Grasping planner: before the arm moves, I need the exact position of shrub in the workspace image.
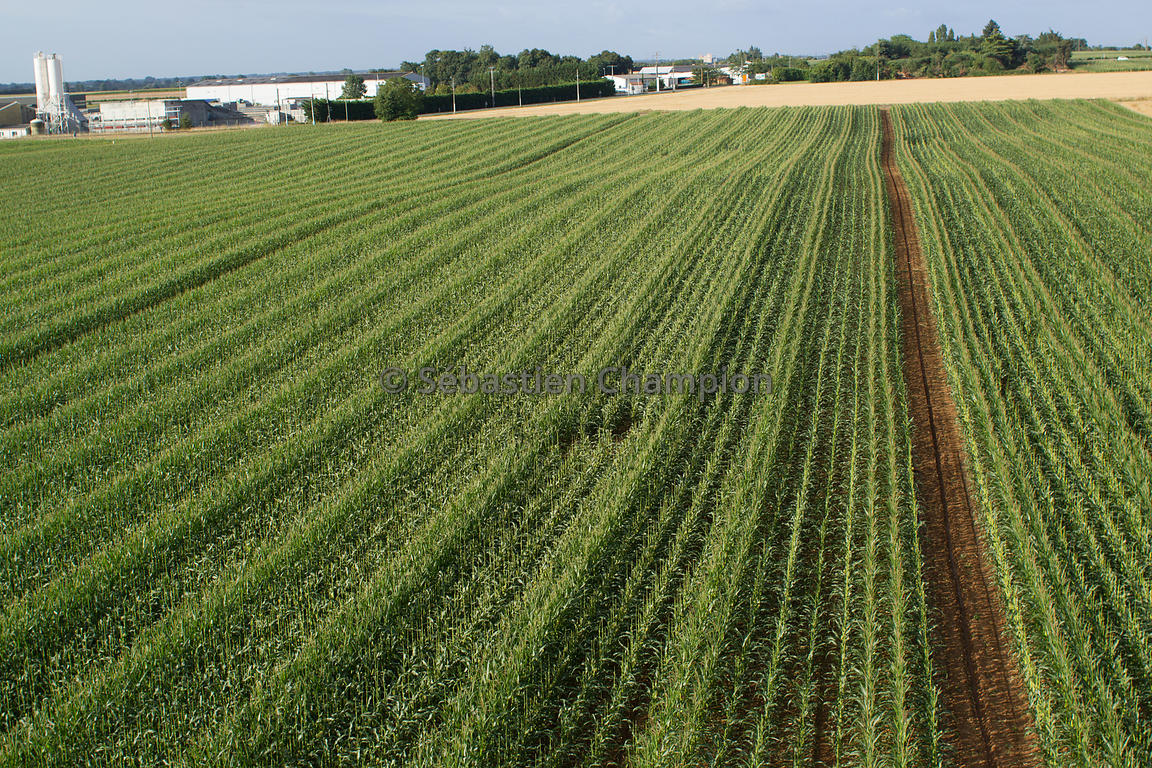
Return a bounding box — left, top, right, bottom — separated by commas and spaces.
374, 78, 424, 121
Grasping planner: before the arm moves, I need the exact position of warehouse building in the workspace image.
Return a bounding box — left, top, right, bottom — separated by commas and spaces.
185, 71, 430, 106
0, 100, 36, 139
91, 99, 256, 132
608, 66, 696, 93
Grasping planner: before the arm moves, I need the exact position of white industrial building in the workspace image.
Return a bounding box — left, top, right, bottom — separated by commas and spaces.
0, 124, 32, 139
606, 74, 648, 95
185, 72, 430, 107
89, 98, 261, 132
608, 66, 695, 94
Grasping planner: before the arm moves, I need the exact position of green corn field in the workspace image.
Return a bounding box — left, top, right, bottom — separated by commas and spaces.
0, 101, 1148, 767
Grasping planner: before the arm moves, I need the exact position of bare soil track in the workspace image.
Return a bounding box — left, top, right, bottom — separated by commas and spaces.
880, 109, 1040, 768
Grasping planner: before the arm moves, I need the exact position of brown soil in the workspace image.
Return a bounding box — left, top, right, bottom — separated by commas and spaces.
880, 109, 1040, 768
1118, 98, 1152, 119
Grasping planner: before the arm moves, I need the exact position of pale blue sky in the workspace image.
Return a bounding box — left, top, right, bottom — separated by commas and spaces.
3, 0, 1150, 82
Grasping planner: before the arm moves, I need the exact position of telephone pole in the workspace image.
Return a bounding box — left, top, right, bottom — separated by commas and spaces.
488, 66, 496, 108
655, 51, 660, 91
451, 77, 457, 113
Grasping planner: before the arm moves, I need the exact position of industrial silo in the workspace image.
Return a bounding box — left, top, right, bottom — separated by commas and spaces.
33, 53, 50, 111
47, 54, 65, 111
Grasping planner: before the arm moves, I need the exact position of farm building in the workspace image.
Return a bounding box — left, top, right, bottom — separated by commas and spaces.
0, 100, 36, 139
0, 124, 31, 139
606, 74, 648, 94
185, 72, 430, 106
91, 99, 256, 132
636, 65, 696, 88
608, 66, 695, 93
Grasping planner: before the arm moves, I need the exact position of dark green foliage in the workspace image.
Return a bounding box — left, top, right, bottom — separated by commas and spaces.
305, 98, 376, 121
401, 46, 633, 90
340, 74, 366, 100
692, 66, 722, 86
771, 67, 806, 83
374, 78, 423, 121
298, 80, 613, 120
420, 79, 615, 113
741, 20, 1078, 82
981, 20, 1021, 67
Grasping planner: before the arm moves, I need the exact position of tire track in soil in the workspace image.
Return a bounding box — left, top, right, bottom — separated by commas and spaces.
879, 108, 1040, 768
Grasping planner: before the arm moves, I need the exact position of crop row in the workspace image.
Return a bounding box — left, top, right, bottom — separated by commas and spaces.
0, 107, 943, 765
891, 99, 1152, 768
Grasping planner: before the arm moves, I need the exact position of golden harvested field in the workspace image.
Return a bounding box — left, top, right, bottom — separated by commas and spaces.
1120, 98, 1152, 118
422, 70, 1152, 119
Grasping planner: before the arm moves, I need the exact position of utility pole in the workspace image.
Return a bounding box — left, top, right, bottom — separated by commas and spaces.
518, 81, 522, 106
576, 65, 580, 101
451, 77, 456, 113
147, 100, 153, 138
488, 66, 496, 108
655, 51, 660, 91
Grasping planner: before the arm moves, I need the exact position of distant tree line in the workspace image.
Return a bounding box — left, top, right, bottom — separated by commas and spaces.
734, 21, 1101, 82
399, 46, 630, 92
0, 75, 204, 95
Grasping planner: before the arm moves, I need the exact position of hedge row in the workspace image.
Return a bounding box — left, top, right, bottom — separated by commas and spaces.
421, 79, 615, 113
304, 79, 616, 121
303, 99, 376, 121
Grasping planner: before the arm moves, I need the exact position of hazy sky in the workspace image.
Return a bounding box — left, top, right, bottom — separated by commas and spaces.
3, 0, 1150, 82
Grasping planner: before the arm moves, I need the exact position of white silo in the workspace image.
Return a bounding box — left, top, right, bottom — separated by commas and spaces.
33, 53, 50, 111
47, 54, 65, 110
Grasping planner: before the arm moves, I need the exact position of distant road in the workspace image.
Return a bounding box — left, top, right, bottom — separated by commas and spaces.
421, 70, 1152, 119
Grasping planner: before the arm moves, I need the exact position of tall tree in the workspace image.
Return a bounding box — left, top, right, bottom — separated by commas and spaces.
981, 19, 1017, 66
340, 74, 366, 100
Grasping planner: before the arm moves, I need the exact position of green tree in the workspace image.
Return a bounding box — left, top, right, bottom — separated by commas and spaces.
374, 77, 423, 121
691, 64, 721, 86
1054, 40, 1073, 69
341, 74, 366, 100
981, 19, 1018, 67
